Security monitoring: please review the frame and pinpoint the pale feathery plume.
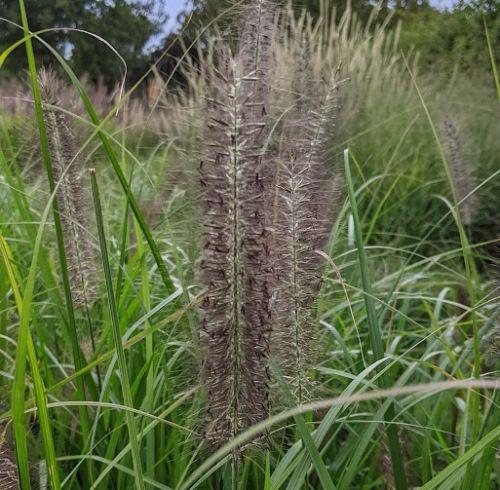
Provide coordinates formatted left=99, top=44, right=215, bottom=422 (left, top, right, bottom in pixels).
left=198, top=45, right=246, bottom=449
left=441, top=116, right=479, bottom=226
left=39, top=68, right=98, bottom=308
left=236, top=0, right=276, bottom=433
left=271, top=53, right=344, bottom=404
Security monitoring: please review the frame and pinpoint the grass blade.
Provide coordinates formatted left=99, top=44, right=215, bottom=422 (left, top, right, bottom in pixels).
left=5, top=19, right=175, bottom=294
left=484, top=17, right=500, bottom=101
left=180, top=381, right=497, bottom=490
left=271, top=360, right=337, bottom=490
left=0, top=147, right=60, bottom=303
left=16, top=2, right=96, bottom=484
left=90, top=168, right=145, bottom=490
left=421, top=424, right=500, bottom=490
left=344, top=148, right=407, bottom=490
left=401, top=57, right=482, bottom=485
left=35, top=36, right=174, bottom=293
left=0, top=236, right=61, bottom=489
left=282, top=358, right=389, bottom=490
left=46, top=289, right=186, bottom=394
left=4, top=173, right=63, bottom=488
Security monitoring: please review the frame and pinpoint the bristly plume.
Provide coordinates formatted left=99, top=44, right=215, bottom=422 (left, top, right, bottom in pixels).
left=441, top=116, right=479, bottom=226
left=237, top=0, right=277, bottom=207
left=198, top=46, right=246, bottom=450
left=39, top=68, right=98, bottom=308
left=271, top=55, right=344, bottom=404
left=236, top=0, right=276, bottom=433
left=0, top=421, right=19, bottom=490
left=198, top=0, right=276, bottom=450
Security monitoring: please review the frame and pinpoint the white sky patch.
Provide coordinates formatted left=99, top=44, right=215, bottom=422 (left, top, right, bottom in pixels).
left=143, top=0, right=192, bottom=51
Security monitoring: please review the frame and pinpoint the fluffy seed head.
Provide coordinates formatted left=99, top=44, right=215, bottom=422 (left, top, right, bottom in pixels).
left=441, top=116, right=479, bottom=226
left=39, top=68, right=99, bottom=308
left=270, top=54, right=344, bottom=403
left=197, top=0, right=277, bottom=450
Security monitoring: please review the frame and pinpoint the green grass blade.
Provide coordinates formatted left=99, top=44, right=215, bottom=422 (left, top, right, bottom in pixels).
left=264, top=452, right=271, bottom=490
left=180, top=381, right=497, bottom=490
left=46, top=288, right=185, bottom=394
left=484, top=17, right=500, bottom=101
left=5, top=174, right=62, bottom=488
left=271, top=360, right=336, bottom=490
left=0, top=146, right=62, bottom=306
left=1, top=18, right=175, bottom=294
left=337, top=368, right=415, bottom=490
left=401, top=56, right=482, bottom=477
left=16, top=2, right=95, bottom=484
left=0, top=236, right=61, bottom=490
left=134, top=219, right=156, bottom=484
left=90, top=168, right=145, bottom=490
left=344, top=149, right=407, bottom=490
left=59, top=455, right=173, bottom=490
left=421, top=424, right=500, bottom=489
left=282, top=358, right=389, bottom=490
left=91, top=390, right=196, bottom=490
left=1, top=107, right=79, bottom=487
left=290, top=415, right=337, bottom=490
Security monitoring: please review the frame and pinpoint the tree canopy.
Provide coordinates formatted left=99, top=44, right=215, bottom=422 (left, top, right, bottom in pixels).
left=0, top=0, right=167, bottom=85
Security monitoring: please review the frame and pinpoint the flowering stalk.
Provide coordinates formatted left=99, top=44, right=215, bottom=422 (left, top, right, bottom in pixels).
left=39, top=69, right=98, bottom=308
left=198, top=0, right=276, bottom=449
left=271, top=64, right=344, bottom=404
left=441, top=116, right=479, bottom=226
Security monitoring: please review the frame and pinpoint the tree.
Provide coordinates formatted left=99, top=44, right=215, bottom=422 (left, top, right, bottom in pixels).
left=0, top=0, right=167, bottom=87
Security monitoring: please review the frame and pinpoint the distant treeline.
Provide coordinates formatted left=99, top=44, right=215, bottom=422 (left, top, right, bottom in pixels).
left=0, top=0, right=498, bottom=89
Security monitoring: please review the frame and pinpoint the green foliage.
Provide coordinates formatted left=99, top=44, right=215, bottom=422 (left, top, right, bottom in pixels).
left=398, top=1, right=500, bottom=72
left=70, top=0, right=164, bottom=86
left=0, top=0, right=166, bottom=86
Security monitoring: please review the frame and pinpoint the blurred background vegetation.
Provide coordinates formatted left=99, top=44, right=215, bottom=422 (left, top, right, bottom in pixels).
left=1, top=0, right=498, bottom=88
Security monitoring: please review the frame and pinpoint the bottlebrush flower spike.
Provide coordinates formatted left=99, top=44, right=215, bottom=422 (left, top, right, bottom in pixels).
left=441, top=116, right=479, bottom=226
left=198, top=0, right=277, bottom=450
left=39, top=69, right=98, bottom=308
left=198, top=45, right=246, bottom=449
left=236, top=0, right=276, bottom=434
left=271, top=62, right=344, bottom=404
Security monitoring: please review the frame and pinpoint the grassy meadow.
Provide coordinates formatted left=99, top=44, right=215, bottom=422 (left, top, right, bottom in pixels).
left=0, top=1, right=499, bottom=489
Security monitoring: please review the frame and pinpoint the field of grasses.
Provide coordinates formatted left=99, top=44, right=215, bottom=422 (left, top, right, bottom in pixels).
left=0, top=1, right=499, bottom=489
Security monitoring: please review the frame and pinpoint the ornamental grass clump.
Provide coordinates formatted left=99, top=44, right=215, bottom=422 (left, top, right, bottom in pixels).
left=198, top=0, right=344, bottom=448
left=39, top=68, right=98, bottom=309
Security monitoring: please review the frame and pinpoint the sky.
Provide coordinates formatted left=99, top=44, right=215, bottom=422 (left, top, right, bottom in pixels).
left=163, top=0, right=191, bottom=32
